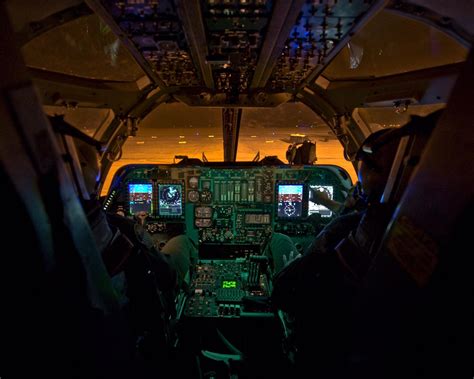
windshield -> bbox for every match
[102,102,356,195]
[22,14,145,82]
[44,105,114,139]
[355,104,446,132]
[238,103,331,160]
[102,103,223,194]
[238,103,355,175]
[323,10,468,80]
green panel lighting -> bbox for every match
[222,280,237,288]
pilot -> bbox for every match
[270,107,441,279]
[304,126,398,259]
[56,116,196,297]
[309,180,366,216]
[271,125,405,305]
[265,126,402,377]
[270,111,441,376]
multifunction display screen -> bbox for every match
[308,185,334,218]
[158,184,183,217]
[277,184,304,218]
[128,183,153,215]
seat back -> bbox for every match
[336,112,440,281]
[347,49,474,379]
[0,5,134,377]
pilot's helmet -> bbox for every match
[355,127,400,200]
[355,128,398,171]
[74,138,102,196]
[354,109,442,200]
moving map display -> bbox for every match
[158,184,183,217]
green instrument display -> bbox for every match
[222,280,237,289]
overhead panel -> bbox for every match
[267,0,375,92]
[202,0,274,99]
[100,0,202,87]
[95,0,379,105]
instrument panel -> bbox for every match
[104,164,352,252]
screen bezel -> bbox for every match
[157,182,184,218]
[275,182,307,220]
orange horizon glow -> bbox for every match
[101,139,356,195]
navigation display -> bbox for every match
[308,185,334,218]
[158,184,183,217]
[277,184,304,218]
[128,183,153,215]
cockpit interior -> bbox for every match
[0,1,472,378]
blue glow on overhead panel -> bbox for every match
[268,0,374,91]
